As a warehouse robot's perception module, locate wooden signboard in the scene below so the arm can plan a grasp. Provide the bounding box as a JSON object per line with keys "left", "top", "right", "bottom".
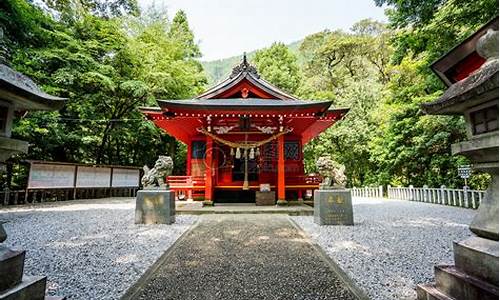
{"left": 28, "top": 163, "right": 76, "bottom": 189}
{"left": 112, "top": 168, "right": 140, "bottom": 187}
{"left": 76, "top": 166, "right": 111, "bottom": 188}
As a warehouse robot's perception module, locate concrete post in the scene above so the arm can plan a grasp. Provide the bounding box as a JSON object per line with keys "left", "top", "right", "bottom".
{"left": 423, "top": 185, "right": 428, "bottom": 202}
{"left": 440, "top": 185, "right": 446, "bottom": 205}
{"left": 463, "top": 186, "right": 469, "bottom": 208}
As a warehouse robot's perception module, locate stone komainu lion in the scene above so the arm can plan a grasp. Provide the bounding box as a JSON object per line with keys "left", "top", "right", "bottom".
{"left": 141, "top": 156, "right": 174, "bottom": 189}
{"left": 316, "top": 156, "right": 347, "bottom": 189}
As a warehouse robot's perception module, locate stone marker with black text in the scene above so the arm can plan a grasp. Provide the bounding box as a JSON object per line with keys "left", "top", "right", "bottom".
{"left": 314, "top": 156, "right": 353, "bottom": 225}
{"left": 135, "top": 156, "right": 175, "bottom": 224}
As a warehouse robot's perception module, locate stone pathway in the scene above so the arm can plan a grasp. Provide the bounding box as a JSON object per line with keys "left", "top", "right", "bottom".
{"left": 125, "top": 214, "right": 357, "bottom": 300}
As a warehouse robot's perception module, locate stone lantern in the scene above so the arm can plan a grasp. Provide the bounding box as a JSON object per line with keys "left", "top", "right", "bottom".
{"left": 418, "top": 19, "right": 499, "bottom": 300}
{"left": 0, "top": 63, "right": 65, "bottom": 299}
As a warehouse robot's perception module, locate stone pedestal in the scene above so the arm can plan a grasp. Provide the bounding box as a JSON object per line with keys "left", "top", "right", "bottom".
{"left": 256, "top": 191, "right": 275, "bottom": 206}
{"left": 0, "top": 237, "right": 65, "bottom": 300}
{"left": 314, "top": 189, "right": 353, "bottom": 225}
{"left": 135, "top": 190, "right": 175, "bottom": 224}
{"left": 417, "top": 236, "right": 499, "bottom": 300}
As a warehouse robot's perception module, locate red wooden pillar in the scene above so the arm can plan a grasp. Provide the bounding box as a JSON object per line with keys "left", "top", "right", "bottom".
{"left": 186, "top": 141, "right": 192, "bottom": 176}
{"left": 277, "top": 135, "right": 287, "bottom": 205}
{"left": 204, "top": 136, "right": 214, "bottom": 205}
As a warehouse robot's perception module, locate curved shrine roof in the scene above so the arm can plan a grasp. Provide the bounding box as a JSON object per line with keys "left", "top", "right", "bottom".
{"left": 141, "top": 55, "right": 349, "bottom": 144}
{"left": 157, "top": 98, "right": 334, "bottom": 113}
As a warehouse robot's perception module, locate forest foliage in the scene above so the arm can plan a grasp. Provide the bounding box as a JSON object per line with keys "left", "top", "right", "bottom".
{"left": 1, "top": 0, "right": 205, "bottom": 186}
{"left": 1, "top": 0, "right": 497, "bottom": 189}
{"left": 248, "top": 1, "right": 497, "bottom": 189}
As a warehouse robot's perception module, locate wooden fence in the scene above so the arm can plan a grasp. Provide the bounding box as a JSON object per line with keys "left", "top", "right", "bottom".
{"left": 1, "top": 187, "right": 139, "bottom": 206}
{"left": 386, "top": 185, "right": 485, "bottom": 209}
{"left": 351, "top": 186, "right": 384, "bottom": 198}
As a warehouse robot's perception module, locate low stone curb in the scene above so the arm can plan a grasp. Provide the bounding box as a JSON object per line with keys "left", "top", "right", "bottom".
{"left": 120, "top": 218, "right": 201, "bottom": 300}
{"left": 288, "top": 218, "right": 370, "bottom": 300}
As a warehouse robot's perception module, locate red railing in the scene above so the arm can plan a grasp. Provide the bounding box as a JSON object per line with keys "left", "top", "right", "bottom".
{"left": 167, "top": 174, "right": 320, "bottom": 201}
{"left": 286, "top": 174, "right": 322, "bottom": 185}
{"left": 167, "top": 176, "right": 205, "bottom": 200}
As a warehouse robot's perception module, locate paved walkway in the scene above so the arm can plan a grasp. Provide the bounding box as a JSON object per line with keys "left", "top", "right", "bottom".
{"left": 124, "top": 214, "right": 357, "bottom": 300}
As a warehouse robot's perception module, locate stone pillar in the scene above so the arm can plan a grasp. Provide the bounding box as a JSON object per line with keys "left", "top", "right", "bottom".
{"left": 470, "top": 169, "right": 498, "bottom": 240}
{"left": 276, "top": 135, "right": 286, "bottom": 205}
{"left": 135, "top": 189, "right": 175, "bottom": 224}
{"left": 440, "top": 185, "right": 447, "bottom": 205}
{"left": 203, "top": 136, "right": 214, "bottom": 206}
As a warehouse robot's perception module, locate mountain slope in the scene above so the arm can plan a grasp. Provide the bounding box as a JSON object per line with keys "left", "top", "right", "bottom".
{"left": 201, "top": 40, "right": 302, "bottom": 85}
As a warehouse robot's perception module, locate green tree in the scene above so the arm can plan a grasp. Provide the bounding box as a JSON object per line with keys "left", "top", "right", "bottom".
{"left": 253, "top": 42, "right": 302, "bottom": 94}
{"left": 168, "top": 10, "right": 201, "bottom": 58}
{"left": 1, "top": 0, "right": 206, "bottom": 187}
{"left": 368, "top": 0, "right": 497, "bottom": 189}
{"left": 43, "top": 0, "right": 139, "bottom": 22}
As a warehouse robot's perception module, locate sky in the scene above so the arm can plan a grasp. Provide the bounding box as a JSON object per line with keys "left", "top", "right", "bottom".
{"left": 138, "top": 0, "right": 387, "bottom": 61}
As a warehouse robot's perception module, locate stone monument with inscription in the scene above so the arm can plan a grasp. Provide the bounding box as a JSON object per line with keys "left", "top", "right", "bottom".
{"left": 314, "top": 156, "right": 353, "bottom": 225}
{"left": 135, "top": 156, "right": 176, "bottom": 224}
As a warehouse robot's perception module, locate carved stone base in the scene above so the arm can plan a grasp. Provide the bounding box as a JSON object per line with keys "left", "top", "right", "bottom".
{"left": 0, "top": 244, "right": 65, "bottom": 300}
{"left": 135, "top": 190, "right": 175, "bottom": 224}
{"left": 314, "top": 189, "right": 353, "bottom": 225}
{"left": 276, "top": 199, "right": 288, "bottom": 206}
{"left": 417, "top": 236, "right": 499, "bottom": 300}
{"left": 202, "top": 200, "right": 214, "bottom": 207}
{"left": 0, "top": 275, "right": 47, "bottom": 300}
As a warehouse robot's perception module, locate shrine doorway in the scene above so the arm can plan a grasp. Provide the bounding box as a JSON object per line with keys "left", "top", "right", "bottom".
{"left": 232, "top": 157, "right": 259, "bottom": 181}
{"left": 214, "top": 190, "right": 256, "bottom": 203}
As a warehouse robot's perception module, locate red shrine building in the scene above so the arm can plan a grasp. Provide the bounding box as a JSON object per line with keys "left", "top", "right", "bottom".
{"left": 141, "top": 56, "right": 348, "bottom": 205}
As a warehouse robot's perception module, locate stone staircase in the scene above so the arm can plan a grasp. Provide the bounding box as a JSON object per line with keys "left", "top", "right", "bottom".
{"left": 417, "top": 236, "right": 499, "bottom": 300}
{"left": 0, "top": 224, "right": 64, "bottom": 300}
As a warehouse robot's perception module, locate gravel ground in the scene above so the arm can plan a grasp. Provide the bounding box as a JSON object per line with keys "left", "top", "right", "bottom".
{"left": 0, "top": 197, "right": 197, "bottom": 300}
{"left": 132, "top": 214, "right": 356, "bottom": 300}
{"left": 292, "top": 197, "right": 475, "bottom": 300}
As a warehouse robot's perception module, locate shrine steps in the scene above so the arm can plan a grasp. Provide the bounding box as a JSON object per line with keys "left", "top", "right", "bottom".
{"left": 175, "top": 202, "right": 313, "bottom": 216}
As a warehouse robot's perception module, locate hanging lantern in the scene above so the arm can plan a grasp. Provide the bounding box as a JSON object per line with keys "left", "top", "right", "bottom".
{"left": 230, "top": 148, "right": 235, "bottom": 156}
{"left": 255, "top": 147, "right": 260, "bottom": 157}
{"left": 235, "top": 147, "right": 241, "bottom": 159}
{"left": 249, "top": 148, "right": 255, "bottom": 159}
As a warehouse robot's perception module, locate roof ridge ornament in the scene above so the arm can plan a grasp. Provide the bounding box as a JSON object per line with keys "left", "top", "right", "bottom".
{"left": 230, "top": 52, "right": 260, "bottom": 79}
